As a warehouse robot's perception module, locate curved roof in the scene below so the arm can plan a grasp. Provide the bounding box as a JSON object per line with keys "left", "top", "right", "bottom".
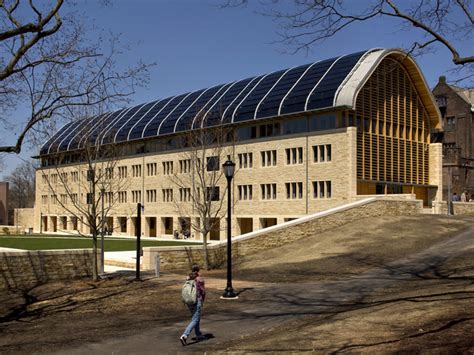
{"left": 40, "top": 48, "right": 439, "bottom": 156}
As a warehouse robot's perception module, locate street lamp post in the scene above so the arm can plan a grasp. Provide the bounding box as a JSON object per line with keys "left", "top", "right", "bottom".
{"left": 221, "top": 159, "right": 238, "bottom": 299}
{"left": 100, "top": 188, "right": 105, "bottom": 274}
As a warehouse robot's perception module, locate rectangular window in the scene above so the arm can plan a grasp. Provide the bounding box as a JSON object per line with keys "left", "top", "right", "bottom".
{"left": 179, "top": 188, "right": 191, "bottom": 202}
{"left": 285, "top": 182, "right": 303, "bottom": 199}
{"left": 446, "top": 116, "right": 456, "bottom": 130}
{"left": 206, "top": 186, "right": 220, "bottom": 201}
{"left": 118, "top": 166, "right": 127, "bottom": 179}
{"left": 132, "top": 164, "right": 142, "bottom": 177}
{"left": 132, "top": 190, "right": 142, "bottom": 203}
{"left": 238, "top": 153, "right": 253, "bottom": 169}
{"left": 118, "top": 191, "right": 127, "bottom": 203}
{"left": 146, "top": 189, "right": 157, "bottom": 203}
{"left": 86, "top": 193, "right": 93, "bottom": 204}
{"left": 146, "top": 163, "right": 157, "bottom": 176}
{"left": 313, "top": 144, "right": 332, "bottom": 163}
{"left": 261, "top": 183, "right": 277, "bottom": 200}
{"left": 179, "top": 159, "right": 191, "bottom": 173}
{"left": 162, "top": 188, "right": 173, "bottom": 202}
{"left": 286, "top": 147, "right": 303, "bottom": 165}
{"left": 237, "top": 185, "right": 252, "bottom": 200}
{"left": 163, "top": 161, "right": 173, "bottom": 175}
{"left": 261, "top": 150, "right": 277, "bottom": 167}
{"left": 206, "top": 156, "right": 219, "bottom": 171}
{"left": 312, "top": 181, "right": 332, "bottom": 199}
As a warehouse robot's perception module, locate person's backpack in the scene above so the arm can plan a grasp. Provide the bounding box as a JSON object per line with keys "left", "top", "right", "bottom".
{"left": 181, "top": 279, "right": 197, "bottom": 305}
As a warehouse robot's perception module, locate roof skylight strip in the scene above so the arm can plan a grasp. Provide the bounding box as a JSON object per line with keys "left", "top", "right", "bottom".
{"left": 126, "top": 100, "right": 162, "bottom": 141}
{"left": 304, "top": 55, "right": 347, "bottom": 111}
{"left": 254, "top": 66, "right": 295, "bottom": 119}
{"left": 97, "top": 107, "right": 133, "bottom": 146}
{"left": 77, "top": 111, "right": 115, "bottom": 149}
{"left": 173, "top": 87, "right": 215, "bottom": 133}
{"left": 156, "top": 92, "right": 194, "bottom": 135}
{"left": 113, "top": 102, "right": 150, "bottom": 143}
{"left": 277, "top": 61, "right": 321, "bottom": 116}
{"left": 44, "top": 120, "right": 80, "bottom": 154}
{"left": 231, "top": 73, "right": 275, "bottom": 123}
{"left": 221, "top": 76, "right": 261, "bottom": 123}
{"left": 140, "top": 96, "right": 178, "bottom": 139}
{"left": 61, "top": 116, "right": 99, "bottom": 153}
{"left": 192, "top": 82, "right": 234, "bottom": 128}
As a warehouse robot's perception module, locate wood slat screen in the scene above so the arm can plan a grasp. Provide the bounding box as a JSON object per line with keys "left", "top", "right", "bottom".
{"left": 355, "top": 58, "right": 430, "bottom": 185}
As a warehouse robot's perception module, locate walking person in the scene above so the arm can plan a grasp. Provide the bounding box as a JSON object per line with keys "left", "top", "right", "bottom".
{"left": 180, "top": 264, "right": 206, "bottom": 346}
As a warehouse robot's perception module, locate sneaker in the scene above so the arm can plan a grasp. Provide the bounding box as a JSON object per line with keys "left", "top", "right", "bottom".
{"left": 180, "top": 335, "right": 187, "bottom": 346}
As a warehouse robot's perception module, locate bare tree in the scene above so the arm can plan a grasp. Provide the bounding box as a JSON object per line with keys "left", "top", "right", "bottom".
{"left": 169, "top": 122, "right": 235, "bottom": 269}
{"left": 225, "top": 0, "right": 473, "bottom": 81}
{"left": 41, "top": 134, "right": 132, "bottom": 281}
{"left": 5, "top": 160, "right": 36, "bottom": 223}
{"left": 0, "top": 1, "right": 152, "bottom": 154}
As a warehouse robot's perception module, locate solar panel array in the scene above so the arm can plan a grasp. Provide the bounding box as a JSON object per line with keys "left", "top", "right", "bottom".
{"left": 40, "top": 49, "right": 376, "bottom": 155}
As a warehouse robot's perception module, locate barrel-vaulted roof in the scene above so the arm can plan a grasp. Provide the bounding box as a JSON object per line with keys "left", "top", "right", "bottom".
{"left": 40, "top": 48, "right": 440, "bottom": 156}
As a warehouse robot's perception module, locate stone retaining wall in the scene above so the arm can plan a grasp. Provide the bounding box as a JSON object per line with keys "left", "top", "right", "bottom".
{"left": 0, "top": 249, "right": 99, "bottom": 290}
{"left": 433, "top": 201, "right": 474, "bottom": 215}
{"left": 143, "top": 198, "right": 422, "bottom": 271}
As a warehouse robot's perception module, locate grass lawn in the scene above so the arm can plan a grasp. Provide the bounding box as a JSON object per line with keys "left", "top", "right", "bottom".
{"left": 0, "top": 235, "right": 201, "bottom": 251}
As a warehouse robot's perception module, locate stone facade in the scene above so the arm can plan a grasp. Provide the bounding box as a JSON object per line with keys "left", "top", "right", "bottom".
{"left": 0, "top": 249, "right": 100, "bottom": 290}
{"left": 432, "top": 77, "right": 474, "bottom": 200}
{"left": 142, "top": 198, "right": 422, "bottom": 270}
{"left": 13, "top": 208, "right": 35, "bottom": 233}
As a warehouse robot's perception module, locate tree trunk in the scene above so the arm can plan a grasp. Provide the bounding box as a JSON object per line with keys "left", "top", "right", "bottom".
{"left": 92, "top": 232, "right": 98, "bottom": 281}
{"left": 202, "top": 232, "right": 209, "bottom": 270}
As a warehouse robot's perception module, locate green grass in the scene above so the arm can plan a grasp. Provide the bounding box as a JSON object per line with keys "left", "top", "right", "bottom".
{"left": 0, "top": 235, "right": 201, "bottom": 251}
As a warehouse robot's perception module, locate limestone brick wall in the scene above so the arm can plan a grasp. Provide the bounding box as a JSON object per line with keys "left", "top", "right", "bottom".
{"left": 142, "top": 198, "right": 422, "bottom": 270}
{"left": 34, "top": 127, "right": 358, "bottom": 239}
{"left": 0, "top": 249, "right": 100, "bottom": 290}
{"left": 13, "top": 208, "right": 35, "bottom": 232}
{"left": 433, "top": 201, "right": 474, "bottom": 215}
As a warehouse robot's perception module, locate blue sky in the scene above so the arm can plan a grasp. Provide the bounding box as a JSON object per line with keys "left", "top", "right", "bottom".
{"left": 0, "top": 0, "right": 471, "bottom": 179}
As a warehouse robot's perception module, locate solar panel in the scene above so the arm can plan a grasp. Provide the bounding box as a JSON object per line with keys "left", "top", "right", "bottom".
{"left": 40, "top": 49, "right": 378, "bottom": 155}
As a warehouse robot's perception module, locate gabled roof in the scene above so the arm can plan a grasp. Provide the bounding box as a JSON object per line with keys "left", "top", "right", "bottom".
{"left": 40, "top": 48, "right": 440, "bottom": 156}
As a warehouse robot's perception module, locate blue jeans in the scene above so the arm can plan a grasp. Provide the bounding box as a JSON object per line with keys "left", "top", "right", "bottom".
{"left": 182, "top": 300, "right": 203, "bottom": 338}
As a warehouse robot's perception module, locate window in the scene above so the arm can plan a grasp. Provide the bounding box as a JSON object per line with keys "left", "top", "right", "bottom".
{"left": 435, "top": 95, "right": 447, "bottom": 108}
{"left": 238, "top": 153, "right": 253, "bottom": 169}
{"left": 261, "top": 150, "right": 277, "bottom": 167}
{"left": 285, "top": 147, "right": 303, "bottom": 165}
{"left": 86, "top": 170, "right": 94, "bottom": 182}
{"left": 258, "top": 122, "right": 281, "bottom": 138}
{"left": 163, "top": 161, "right": 173, "bottom": 175}
{"left": 446, "top": 116, "right": 456, "bottom": 130}
{"left": 179, "top": 188, "right": 191, "bottom": 202}
{"left": 206, "top": 186, "right": 220, "bottom": 201}
{"left": 162, "top": 188, "right": 173, "bottom": 202}
{"left": 312, "top": 181, "right": 332, "bottom": 198}
{"left": 146, "top": 189, "right": 157, "bottom": 203}
{"left": 118, "top": 166, "right": 127, "bottom": 179}
{"left": 41, "top": 195, "right": 48, "bottom": 205}
{"left": 260, "top": 183, "right": 277, "bottom": 200}
{"left": 71, "top": 194, "right": 78, "bottom": 203}
{"left": 309, "top": 115, "right": 336, "bottom": 131}
{"left": 283, "top": 118, "right": 307, "bottom": 135}
{"left": 238, "top": 185, "right": 253, "bottom": 200}
{"left": 60, "top": 173, "right": 68, "bottom": 182}
{"left": 132, "top": 164, "right": 142, "bottom": 177}
{"left": 104, "top": 192, "right": 113, "bottom": 204}
{"left": 313, "top": 144, "right": 332, "bottom": 163}
{"left": 86, "top": 193, "right": 93, "bottom": 204}
{"left": 60, "top": 194, "right": 68, "bottom": 204}
{"left": 51, "top": 173, "right": 58, "bottom": 184}
{"left": 206, "top": 156, "right": 219, "bottom": 171}
{"left": 118, "top": 191, "right": 127, "bottom": 203}
{"left": 70, "top": 171, "right": 78, "bottom": 182}
{"left": 132, "top": 190, "right": 142, "bottom": 203}
{"left": 146, "top": 163, "right": 157, "bottom": 176}
{"left": 105, "top": 168, "right": 114, "bottom": 179}
{"left": 179, "top": 159, "right": 191, "bottom": 173}
{"left": 285, "top": 182, "right": 303, "bottom": 199}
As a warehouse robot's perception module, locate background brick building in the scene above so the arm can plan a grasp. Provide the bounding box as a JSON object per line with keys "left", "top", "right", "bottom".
{"left": 432, "top": 76, "right": 474, "bottom": 201}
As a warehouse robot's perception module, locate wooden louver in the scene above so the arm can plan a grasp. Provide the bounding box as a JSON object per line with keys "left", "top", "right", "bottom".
{"left": 355, "top": 58, "right": 430, "bottom": 185}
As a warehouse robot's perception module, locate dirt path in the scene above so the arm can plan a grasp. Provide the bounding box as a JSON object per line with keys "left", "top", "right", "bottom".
{"left": 55, "top": 223, "right": 474, "bottom": 354}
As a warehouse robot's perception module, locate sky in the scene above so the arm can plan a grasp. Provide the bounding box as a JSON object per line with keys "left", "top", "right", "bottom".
{"left": 0, "top": 0, "right": 472, "bottom": 179}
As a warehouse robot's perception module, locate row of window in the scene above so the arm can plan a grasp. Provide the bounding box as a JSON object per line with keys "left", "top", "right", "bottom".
{"left": 41, "top": 180, "right": 333, "bottom": 205}
{"left": 41, "top": 144, "right": 333, "bottom": 186}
